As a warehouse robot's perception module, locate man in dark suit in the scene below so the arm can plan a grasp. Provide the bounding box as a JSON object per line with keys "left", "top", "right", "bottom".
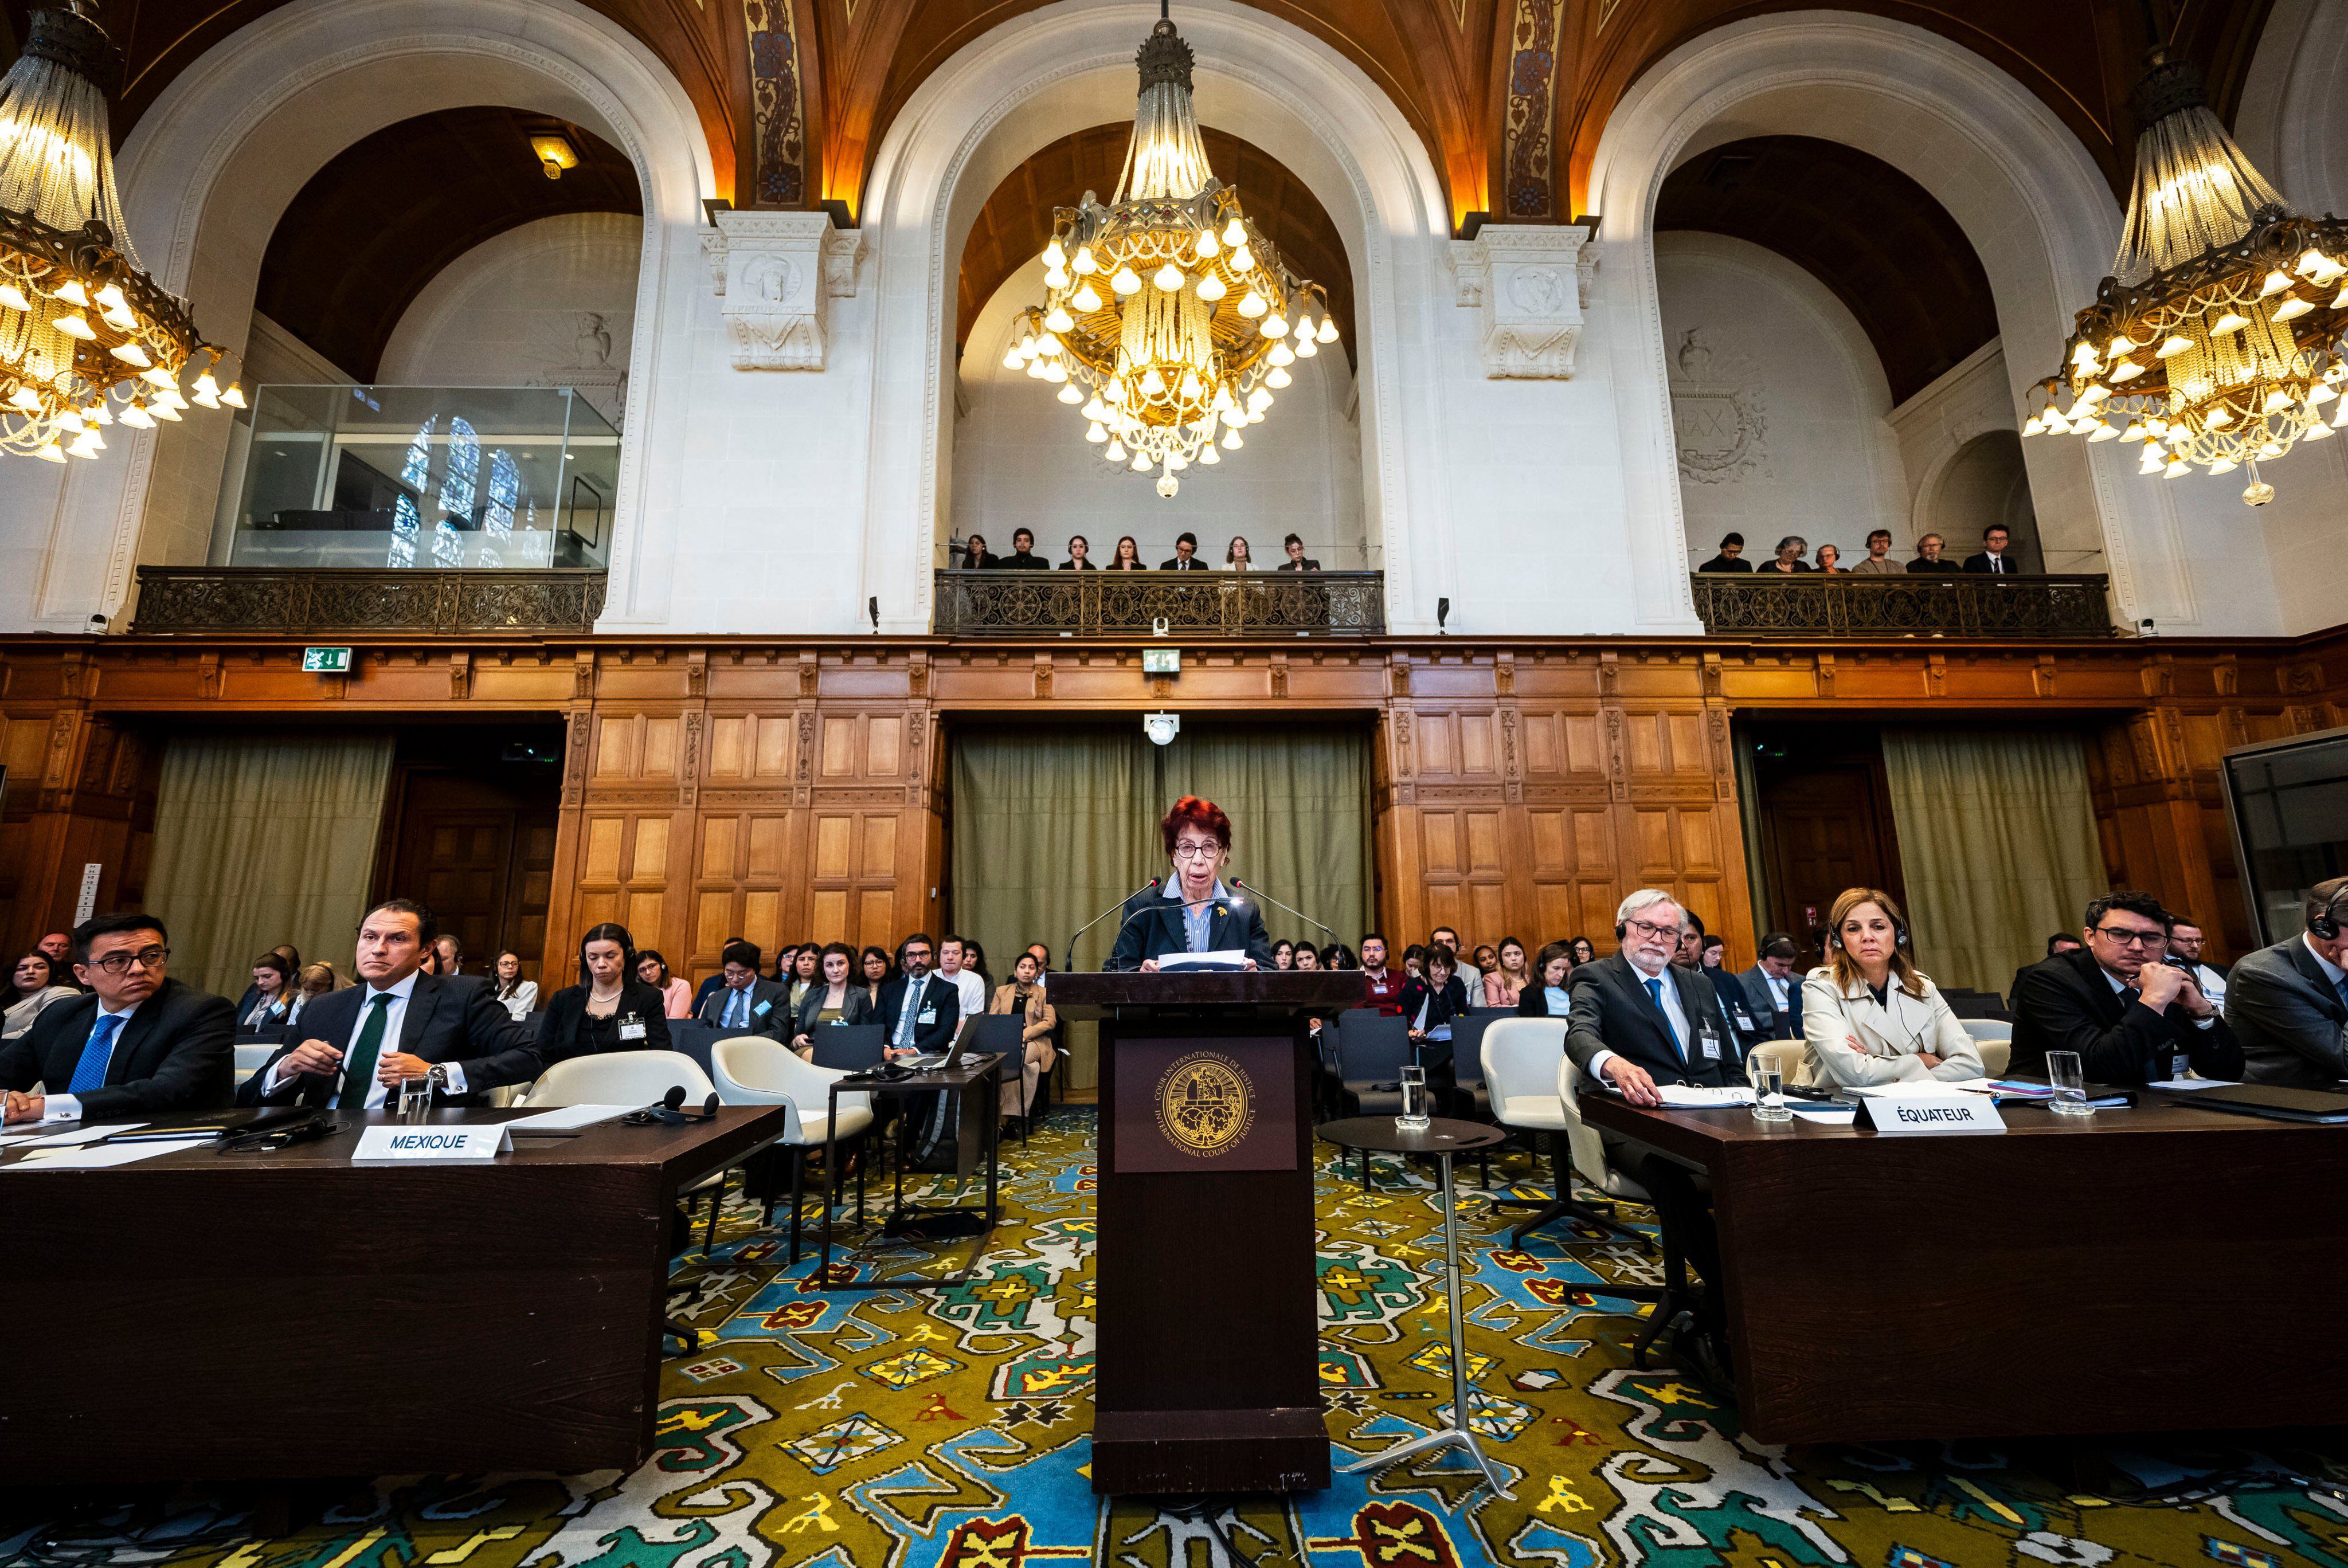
{"left": 1, "top": 912, "right": 233, "bottom": 1123}
{"left": 2169, "top": 916, "right": 2229, "bottom": 1010}
{"left": 2229, "top": 878, "right": 2348, "bottom": 1087}
{"left": 1159, "top": 532, "right": 1203, "bottom": 570}
{"left": 239, "top": 899, "right": 540, "bottom": 1110}
{"left": 699, "top": 939, "right": 789, "bottom": 1038}
{"left": 877, "top": 935, "right": 960, "bottom": 1057}
{"left": 2009, "top": 891, "right": 2243, "bottom": 1085}
{"left": 1565, "top": 890, "right": 1740, "bottom": 1372}
{"left": 1696, "top": 532, "right": 1751, "bottom": 572}
{"left": 1736, "top": 933, "right": 1802, "bottom": 1040}
{"left": 1963, "top": 524, "right": 2017, "bottom": 575}
{"left": 2010, "top": 932, "right": 2081, "bottom": 1012}
{"left": 996, "top": 527, "right": 1048, "bottom": 569}
{"left": 1905, "top": 533, "right": 1951, "bottom": 572}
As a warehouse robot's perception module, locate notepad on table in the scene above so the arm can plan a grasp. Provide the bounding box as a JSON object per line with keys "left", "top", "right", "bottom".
{"left": 1653, "top": 1085, "right": 1755, "bottom": 1108}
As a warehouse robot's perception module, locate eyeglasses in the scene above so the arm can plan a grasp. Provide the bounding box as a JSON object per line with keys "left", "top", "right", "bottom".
{"left": 1171, "top": 841, "right": 1222, "bottom": 860}
{"left": 89, "top": 945, "right": 169, "bottom": 973}
{"left": 2091, "top": 926, "right": 2168, "bottom": 949}
{"left": 1622, "top": 918, "right": 1678, "bottom": 941}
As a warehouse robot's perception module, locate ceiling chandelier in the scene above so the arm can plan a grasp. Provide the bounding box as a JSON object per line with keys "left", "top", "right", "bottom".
{"left": 1006, "top": 4, "right": 1337, "bottom": 499}
{"left": 1, "top": 2, "right": 239, "bottom": 466}
{"left": 2026, "top": 51, "right": 2347, "bottom": 507}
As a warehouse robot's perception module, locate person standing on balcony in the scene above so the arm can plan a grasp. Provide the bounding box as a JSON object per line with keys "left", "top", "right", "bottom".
{"left": 1762, "top": 536, "right": 1811, "bottom": 574}
{"left": 1965, "top": 524, "right": 2017, "bottom": 575}
{"left": 958, "top": 535, "right": 997, "bottom": 570}
{"left": 1226, "top": 535, "right": 1254, "bottom": 571}
{"left": 1850, "top": 530, "right": 1902, "bottom": 575}
{"left": 1814, "top": 543, "right": 1844, "bottom": 574}
{"left": 1276, "top": 533, "right": 1321, "bottom": 571}
{"left": 999, "top": 528, "right": 1048, "bottom": 569}
{"left": 1106, "top": 535, "right": 1145, "bottom": 570}
{"left": 1906, "top": 534, "right": 1951, "bottom": 572}
{"left": 1060, "top": 535, "right": 1095, "bottom": 569}
{"left": 1697, "top": 532, "right": 1751, "bottom": 571}
{"left": 1160, "top": 533, "right": 1204, "bottom": 570}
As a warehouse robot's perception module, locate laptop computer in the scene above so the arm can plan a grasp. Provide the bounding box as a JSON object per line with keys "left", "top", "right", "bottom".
{"left": 903, "top": 1016, "right": 976, "bottom": 1072}
{"left": 2165, "top": 1083, "right": 2348, "bottom": 1124}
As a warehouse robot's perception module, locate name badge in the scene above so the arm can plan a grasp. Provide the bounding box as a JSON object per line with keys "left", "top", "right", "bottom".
{"left": 353, "top": 1125, "right": 512, "bottom": 1161}
{"left": 1733, "top": 1008, "right": 1756, "bottom": 1032}
{"left": 2170, "top": 1052, "right": 2189, "bottom": 1083}
{"left": 1699, "top": 1029, "right": 1723, "bottom": 1061}
{"left": 1855, "top": 1096, "right": 2005, "bottom": 1135}
{"left": 620, "top": 1018, "right": 648, "bottom": 1041}
{"left": 918, "top": 1007, "right": 937, "bottom": 1024}
{"left": 754, "top": 999, "right": 772, "bottom": 1016}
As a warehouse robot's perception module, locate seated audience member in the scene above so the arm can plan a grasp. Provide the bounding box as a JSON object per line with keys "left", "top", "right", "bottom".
{"left": 1564, "top": 890, "right": 1739, "bottom": 1367}
{"left": 635, "top": 950, "right": 689, "bottom": 1018}
{"left": 1964, "top": 524, "right": 2017, "bottom": 575}
{"left": 1568, "top": 936, "right": 1596, "bottom": 967}
{"left": 5, "top": 951, "right": 80, "bottom": 1038}
{"left": 1271, "top": 939, "right": 1295, "bottom": 970}
{"left": 1161, "top": 532, "right": 1204, "bottom": 570}
{"left": 1850, "top": 529, "right": 1902, "bottom": 575}
{"left": 701, "top": 940, "right": 789, "bottom": 1037}
{"left": 785, "top": 944, "right": 823, "bottom": 1009}
{"left": 432, "top": 934, "right": 466, "bottom": 977}
{"left": 1673, "top": 912, "right": 1705, "bottom": 969}
{"left": 1695, "top": 933, "right": 1762, "bottom": 1048}
{"left": 1739, "top": 934, "right": 1803, "bottom": 1039}
{"left": 860, "top": 944, "right": 894, "bottom": 1008}
{"left": 692, "top": 941, "right": 740, "bottom": 1016}
{"left": 1430, "top": 924, "right": 1462, "bottom": 957}
{"left": 2008, "top": 892, "right": 2243, "bottom": 1085}
{"left": 878, "top": 935, "right": 960, "bottom": 1059}
{"left": 1400, "top": 946, "right": 1467, "bottom": 1064}
{"left": 538, "top": 923, "right": 674, "bottom": 1067}
{"left": 2012, "top": 933, "right": 2083, "bottom": 1009}
{"left": 1697, "top": 533, "right": 1751, "bottom": 572}
{"left": 239, "top": 900, "right": 538, "bottom": 1110}
{"left": 1485, "top": 936, "right": 1531, "bottom": 1007}
{"left": 2228, "top": 877, "right": 2348, "bottom": 1087}
{"left": 1800, "top": 888, "right": 1982, "bottom": 1088}
{"left": 988, "top": 950, "right": 1058, "bottom": 1126}
{"left": 238, "top": 952, "right": 296, "bottom": 1030}
{"left": 1359, "top": 934, "right": 1404, "bottom": 1012}
{"left": 1025, "top": 942, "right": 1052, "bottom": 977}
{"left": 1763, "top": 536, "right": 1811, "bottom": 574}
{"left": 1814, "top": 543, "right": 1844, "bottom": 574}
{"left": 790, "top": 942, "right": 873, "bottom": 1057}
{"left": 1324, "top": 942, "right": 1359, "bottom": 970}
{"left": 1277, "top": 533, "right": 1321, "bottom": 571}
{"left": 1, "top": 913, "right": 234, "bottom": 1122}
{"left": 1106, "top": 535, "right": 1145, "bottom": 570}
{"left": 938, "top": 935, "right": 988, "bottom": 1022}
{"left": 1517, "top": 941, "right": 1575, "bottom": 1018}
{"left": 1400, "top": 943, "right": 1427, "bottom": 979}
{"left": 959, "top": 534, "right": 997, "bottom": 570}
{"left": 1226, "top": 535, "right": 1254, "bottom": 571}
{"left": 1471, "top": 943, "right": 1498, "bottom": 977}
{"left": 1060, "top": 534, "right": 1095, "bottom": 570}
{"left": 1293, "top": 944, "right": 1322, "bottom": 972}
{"left": 493, "top": 950, "right": 541, "bottom": 1022}
{"left": 287, "top": 962, "right": 338, "bottom": 1027}
{"left": 1905, "top": 533, "right": 1951, "bottom": 571}
{"left": 998, "top": 527, "right": 1048, "bottom": 569}
{"left": 35, "top": 930, "right": 73, "bottom": 970}
{"left": 2169, "top": 917, "right": 2228, "bottom": 1010}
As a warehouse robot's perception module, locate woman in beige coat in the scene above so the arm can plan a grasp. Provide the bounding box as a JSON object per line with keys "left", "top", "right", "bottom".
{"left": 1800, "top": 887, "right": 1982, "bottom": 1088}
{"left": 987, "top": 950, "right": 1058, "bottom": 1127}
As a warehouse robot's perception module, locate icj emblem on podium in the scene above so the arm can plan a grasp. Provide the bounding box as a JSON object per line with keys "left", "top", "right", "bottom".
{"left": 1155, "top": 1051, "right": 1254, "bottom": 1157}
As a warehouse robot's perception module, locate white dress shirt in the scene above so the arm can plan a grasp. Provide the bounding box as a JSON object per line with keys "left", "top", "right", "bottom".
{"left": 263, "top": 969, "right": 468, "bottom": 1106}
{"left": 2190, "top": 963, "right": 2228, "bottom": 1009}
{"left": 941, "top": 965, "right": 986, "bottom": 1022}
{"left": 38, "top": 995, "right": 144, "bottom": 1122}
{"left": 2304, "top": 935, "right": 2347, "bottom": 988}
{"left": 1590, "top": 957, "right": 1691, "bottom": 1087}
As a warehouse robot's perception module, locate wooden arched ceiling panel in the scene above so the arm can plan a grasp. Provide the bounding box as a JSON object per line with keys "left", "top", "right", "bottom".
{"left": 254, "top": 108, "right": 641, "bottom": 382}
{"left": 1655, "top": 134, "right": 1996, "bottom": 404}
{"left": 956, "top": 121, "right": 1356, "bottom": 364}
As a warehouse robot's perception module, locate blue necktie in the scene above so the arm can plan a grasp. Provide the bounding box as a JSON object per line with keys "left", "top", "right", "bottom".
{"left": 725, "top": 988, "right": 747, "bottom": 1029}
{"left": 2334, "top": 976, "right": 2348, "bottom": 1017}
{"left": 895, "top": 978, "right": 923, "bottom": 1049}
{"left": 68, "top": 1014, "right": 125, "bottom": 1095}
{"left": 1644, "top": 977, "right": 1685, "bottom": 1061}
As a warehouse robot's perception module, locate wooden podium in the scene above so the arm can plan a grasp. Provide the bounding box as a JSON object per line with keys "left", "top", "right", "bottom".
{"left": 1051, "top": 970, "right": 1362, "bottom": 1495}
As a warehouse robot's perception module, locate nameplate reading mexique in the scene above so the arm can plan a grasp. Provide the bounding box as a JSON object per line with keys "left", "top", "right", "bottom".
{"left": 353, "top": 1126, "right": 514, "bottom": 1161}
{"left": 1854, "top": 1095, "right": 2006, "bottom": 1135}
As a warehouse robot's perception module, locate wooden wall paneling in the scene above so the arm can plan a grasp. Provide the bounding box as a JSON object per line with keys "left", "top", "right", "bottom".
{"left": 0, "top": 708, "right": 159, "bottom": 957}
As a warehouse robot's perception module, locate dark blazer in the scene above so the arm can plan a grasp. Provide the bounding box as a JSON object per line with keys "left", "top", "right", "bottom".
{"left": 1736, "top": 964, "right": 1800, "bottom": 1040}
{"left": 537, "top": 979, "right": 675, "bottom": 1066}
{"left": 698, "top": 976, "right": 791, "bottom": 1036}
{"left": 1696, "top": 555, "right": 1753, "bottom": 573}
{"left": 1058, "top": 559, "right": 1097, "bottom": 570}
{"left": 1564, "top": 954, "right": 1738, "bottom": 1089}
{"left": 237, "top": 970, "right": 540, "bottom": 1108}
{"left": 1274, "top": 558, "right": 1322, "bottom": 572}
{"left": 1158, "top": 556, "right": 1204, "bottom": 571}
{"left": 2008, "top": 947, "right": 2244, "bottom": 1085}
{"left": 1517, "top": 982, "right": 1572, "bottom": 1018}
{"left": 690, "top": 972, "right": 728, "bottom": 1016}
{"left": 0, "top": 977, "right": 234, "bottom": 1119}
{"left": 1105, "top": 884, "right": 1275, "bottom": 971}
{"left": 1703, "top": 965, "right": 1764, "bottom": 1048}
{"left": 876, "top": 972, "right": 960, "bottom": 1055}
{"left": 1906, "top": 556, "right": 1954, "bottom": 573}
{"left": 996, "top": 551, "right": 1049, "bottom": 570}
{"left": 960, "top": 551, "right": 999, "bottom": 570}
{"left": 2228, "top": 936, "right": 2348, "bottom": 1088}
{"left": 1399, "top": 975, "right": 1462, "bottom": 1036}
{"left": 1760, "top": 562, "right": 1813, "bottom": 575}
{"left": 791, "top": 983, "right": 874, "bottom": 1040}
{"left": 1963, "top": 552, "right": 2017, "bottom": 575}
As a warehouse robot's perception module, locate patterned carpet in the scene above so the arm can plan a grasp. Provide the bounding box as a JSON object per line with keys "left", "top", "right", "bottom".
{"left": 8, "top": 1108, "right": 2348, "bottom": 1568}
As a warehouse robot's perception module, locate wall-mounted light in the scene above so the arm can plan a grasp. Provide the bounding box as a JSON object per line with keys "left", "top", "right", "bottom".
{"left": 531, "top": 134, "right": 579, "bottom": 180}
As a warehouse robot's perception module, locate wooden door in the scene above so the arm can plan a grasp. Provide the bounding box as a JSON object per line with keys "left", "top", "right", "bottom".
{"left": 1751, "top": 726, "right": 1906, "bottom": 962}
{"left": 378, "top": 769, "right": 559, "bottom": 983}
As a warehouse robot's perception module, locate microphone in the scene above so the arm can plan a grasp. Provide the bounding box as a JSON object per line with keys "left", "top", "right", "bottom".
{"left": 1101, "top": 888, "right": 1242, "bottom": 971}
{"left": 1065, "top": 876, "right": 1161, "bottom": 973}
{"left": 1231, "top": 877, "right": 1338, "bottom": 946}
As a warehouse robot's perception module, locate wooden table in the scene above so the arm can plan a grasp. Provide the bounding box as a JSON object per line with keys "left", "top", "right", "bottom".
{"left": 1580, "top": 1092, "right": 2348, "bottom": 1445}
{"left": 0, "top": 1105, "right": 788, "bottom": 1482}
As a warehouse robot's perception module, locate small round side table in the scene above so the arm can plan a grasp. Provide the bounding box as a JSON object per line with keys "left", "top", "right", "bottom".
{"left": 1317, "top": 1115, "right": 1513, "bottom": 1499}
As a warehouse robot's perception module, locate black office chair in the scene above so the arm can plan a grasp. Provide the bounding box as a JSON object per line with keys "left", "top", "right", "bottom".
{"left": 809, "top": 1024, "right": 888, "bottom": 1072}
{"left": 1332, "top": 1013, "right": 1414, "bottom": 1186}
{"left": 1445, "top": 1012, "right": 1500, "bottom": 1188}
{"left": 962, "top": 1014, "right": 1035, "bottom": 1142}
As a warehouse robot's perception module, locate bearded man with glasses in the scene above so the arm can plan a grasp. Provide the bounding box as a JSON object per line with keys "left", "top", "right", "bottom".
{"left": 2009, "top": 891, "right": 2244, "bottom": 1086}
{"left": 0, "top": 912, "right": 234, "bottom": 1123}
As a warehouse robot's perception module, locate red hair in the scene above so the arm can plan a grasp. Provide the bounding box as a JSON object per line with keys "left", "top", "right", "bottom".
{"left": 1160, "top": 795, "right": 1232, "bottom": 856}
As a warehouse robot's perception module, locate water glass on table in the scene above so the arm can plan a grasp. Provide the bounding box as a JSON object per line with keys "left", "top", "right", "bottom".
{"left": 2046, "top": 1050, "right": 2093, "bottom": 1116}
{"left": 1747, "top": 1055, "right": 1792, "bottom": 1122}
{"left": 1396, "top": 1064, "right": 1431, "bottom": 1132}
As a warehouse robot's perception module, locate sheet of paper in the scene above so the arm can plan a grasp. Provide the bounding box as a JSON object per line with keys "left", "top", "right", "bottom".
{"left": 1791, "top": 1105, "right": 1858, "bottom": 1123}
{"left": 1846, "top": 1083, "right": 1978, "bottom": 1099}
{"left": 2146, "top": 1077, "right": 2235, "bottom": 1090}
{"left": 1654, "top": 1085, "right": 1755, "bottom": 1107}
{"left": 4, "top": 1136, "right": 213, "bottom": 1170}
{"left": 17, "top": 1122, "right": 147, "bottom": 1148}
{"left": 1157, "top": 950, "right": 1249, "bottom": 970}
{"left": 503, "top": 1103, "right": 636, "bottom": 1132}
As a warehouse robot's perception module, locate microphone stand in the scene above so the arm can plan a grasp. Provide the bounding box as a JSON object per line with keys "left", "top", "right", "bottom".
{"left": 1095, "top": 888, "right": 1247, "bottom": 971}
{"left": 1231, "top": 878, "right": 1339, "bottom": 947}
{"left": 1065, "top": 877, "right": 1160, "bottom": 973}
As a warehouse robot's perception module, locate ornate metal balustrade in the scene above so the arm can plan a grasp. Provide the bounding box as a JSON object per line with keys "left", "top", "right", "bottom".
{"left": 933, "top": 568, "right": 1386, "bottom": 638}
{"left": 1689, "top": 572, "right": 2115, "bottom": 640}
{"left": 132, "top": 567, "right": 607, "bottom": 635}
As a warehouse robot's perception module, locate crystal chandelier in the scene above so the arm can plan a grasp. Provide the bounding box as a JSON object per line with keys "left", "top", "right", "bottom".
{"left": 2026, "top": 52, "right": 2348, "bottom": 507}
{"left": 1006, "top": 5, "right": 1337, "bottom": 499}
{"left": 1, "top": 3, "right": 239, "bottom": 465}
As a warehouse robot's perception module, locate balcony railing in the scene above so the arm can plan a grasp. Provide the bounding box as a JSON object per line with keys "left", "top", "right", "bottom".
{"left": 933, "top": 568, "right": 1386, "bottom": 637}
{"left": 132, "top": 566, "right": 606, "bottom": 635}
{"left": 1689, "top": 571, "right": 2115, "bottom": 639}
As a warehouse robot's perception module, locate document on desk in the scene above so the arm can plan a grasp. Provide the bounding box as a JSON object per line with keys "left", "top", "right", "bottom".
{"left": 15, "top": 1122, "right": 147, "bottom": 1148}
{"left": 1156, "top": 950, "right": 1249, "bottom": 971}
{"left": 2147, "top": 1077, "right": 2236, "bottom": 1091}
{"left": 3, "top": 1136, "right": 213, "bottom": 1170}
{"left": 1790, "top": 1104, "right": 1858, "bottom": 1124}
{"left": 1654, "top": 1085, "right": 1756, "bottom": 1107}
{"left": 503, "top": 1103, "right": 636, "bottom": 1132}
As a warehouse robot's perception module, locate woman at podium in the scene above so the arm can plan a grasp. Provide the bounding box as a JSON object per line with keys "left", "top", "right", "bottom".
{"left": 1108, "top": 796, "right": 1274, "bottom": 971}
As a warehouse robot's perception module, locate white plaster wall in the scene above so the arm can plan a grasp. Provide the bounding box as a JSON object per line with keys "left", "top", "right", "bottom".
{"left": 949, "top": 257, "right": 1366, "bottom": 566}
{"left": 1654, "top": 232, "right": 1906, "bottom": 565}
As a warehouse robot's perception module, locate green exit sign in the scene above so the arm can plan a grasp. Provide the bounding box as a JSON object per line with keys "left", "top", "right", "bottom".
{"left": 1142, "top": 648, "right": 1180, "bottom": 675}
{"left": 302, "top": 646, "right": 353, "bottom": 674}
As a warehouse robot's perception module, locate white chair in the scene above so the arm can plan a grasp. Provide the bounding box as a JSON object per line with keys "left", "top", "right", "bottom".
{"left": 522, "top": 1050, "right": 734, "bottom": 1259}
{"left": 1482, "top": 1019, "right": 1649, "bottom": 1251}
{"left": 711, "top": 1037, "right": 876, "bottom": 1261}
{"left": 1556, "top": 1049, "right": 1688, "bottom": 1369}
{"left": 1960, "top": 1017, "right": 2013, "bottom": 1077}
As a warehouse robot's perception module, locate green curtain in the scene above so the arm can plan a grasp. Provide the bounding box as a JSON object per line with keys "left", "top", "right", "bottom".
{"left": 1880, "top": 727, "right": 2108, "bottom": 997}
{"left": 143, "top": 732, "right": 396, "bottom": 999}
{"left": 950, "top": 722, "right": 1374, "bottom": 1088}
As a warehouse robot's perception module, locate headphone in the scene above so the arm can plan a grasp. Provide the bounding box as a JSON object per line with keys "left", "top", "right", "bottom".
{"left": 1823, "top": 895, "right": 1911, "bottom": 955}
{"left": 2311, "top": 885, "right": 2348, "bottom": 942}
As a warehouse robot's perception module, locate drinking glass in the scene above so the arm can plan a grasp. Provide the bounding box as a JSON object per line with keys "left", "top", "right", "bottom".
{"left": 397, "top": 1073, "right": 433, "bottom": 1124}
{"left": 1397, "top": 1064, "right": 1431, "bottom": 1132}
{"left": 2046, "top": 1050, "right": 2093, "bottom": 1116}
{"left": 1747, "top": 1055, "right": 1792, "bottom": 1122}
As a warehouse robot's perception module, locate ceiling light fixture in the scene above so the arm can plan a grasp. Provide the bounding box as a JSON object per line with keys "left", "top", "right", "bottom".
{"left": 530, "top": 133, "right": 579, "bottom": 181}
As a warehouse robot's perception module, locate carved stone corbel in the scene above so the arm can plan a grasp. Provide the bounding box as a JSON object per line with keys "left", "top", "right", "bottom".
{"left": 1448, "top": 222, "right": 1596, "bottom": 378}
{"left": 706, "top": 209, "right": 865, "bottom": 371}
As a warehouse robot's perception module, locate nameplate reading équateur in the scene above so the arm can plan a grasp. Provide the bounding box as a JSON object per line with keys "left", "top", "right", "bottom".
{"left": 1854, "top": 1095, "right": 2005, "bottom": 1135}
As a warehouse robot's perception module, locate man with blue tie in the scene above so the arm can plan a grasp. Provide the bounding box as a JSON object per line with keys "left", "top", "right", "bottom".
{"left": 1, "top": 913, "right": 234, "bottom": 1123}
{"left": 877, "top": 934, "right": 959, "bottom": 1059}
{"left": 697, "top": 940, "right": 790, "bottom": 1038}
{"left": 1564, "top": 889, "right": 1740, "bottom": 1382}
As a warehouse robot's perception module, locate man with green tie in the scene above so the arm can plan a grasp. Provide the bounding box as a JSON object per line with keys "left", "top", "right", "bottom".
{"left": 238, "top": 899, "right": 540, "bottom": 1110}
